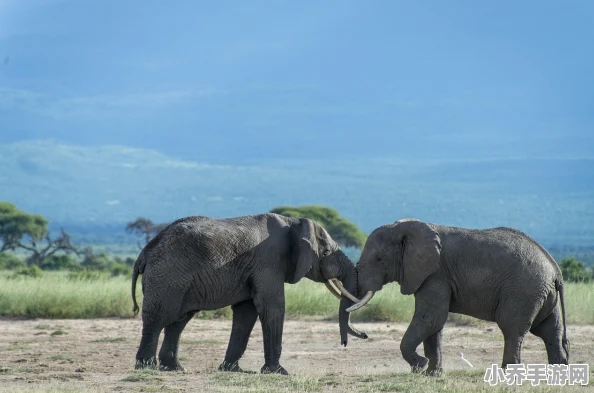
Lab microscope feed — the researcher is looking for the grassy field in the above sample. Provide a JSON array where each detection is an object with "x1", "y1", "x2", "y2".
[{"x1": 1, "y1": 272, "x2": 593, "y2": 324}]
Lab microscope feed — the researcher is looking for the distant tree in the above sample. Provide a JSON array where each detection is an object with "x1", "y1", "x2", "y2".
[
  {"x1": 0, "y1": 202, "x2": 78, "y2": 266},
  {"x1": 126, "y1": 217, "x2": 169, "y2": 247},
  {"x1": 559, "y1": 256, "x2": 593, "y2": 283},
  {"x1": 270, "y1": 205, "x2": 367, "y2": 249}
]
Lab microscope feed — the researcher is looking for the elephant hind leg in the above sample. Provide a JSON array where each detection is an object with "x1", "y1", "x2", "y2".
[
  {"x1": 530, "y1": 308, "x2": 567, "y2": 365},
  {"x1": 135, "y1": 311, "x2": 166, "y2": 369},
  {"x1": 158, "y1": 311, "x2": 196, "y2": 371}
]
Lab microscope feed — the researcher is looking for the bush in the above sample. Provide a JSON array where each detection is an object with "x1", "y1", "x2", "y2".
[
  {"x1": 560, "y1": 257, "x2": 593, "y2": 283},
  {"x1": 0, "y1": 252, "x2": 26, "y2": 270},
  {"x1": 11, "y1": 265, "x2": 42, "y2": 279},
  {"x1": 39, "y1": 254, "x2": 81, "y2": 271},
  {"x1": 111, "y1": 263, "x2": 132, "y2": 277}
]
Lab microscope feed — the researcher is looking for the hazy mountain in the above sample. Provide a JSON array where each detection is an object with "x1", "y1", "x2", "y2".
[{"x1": 1, "y1": 141, "x2": 593, "y2": 253}]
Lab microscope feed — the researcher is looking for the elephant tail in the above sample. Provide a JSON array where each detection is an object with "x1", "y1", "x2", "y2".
[
  {"x1": 557, "y1": 280, "x2": 570, "y2": 362},
  {"x1": 132, "y1": 251, "x2": 146, "y2": 317}
]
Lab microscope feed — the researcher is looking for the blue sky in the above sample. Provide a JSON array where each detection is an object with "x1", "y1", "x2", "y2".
[{"x1": 1, "y1": 0, "x2": 592, "y2": 163}]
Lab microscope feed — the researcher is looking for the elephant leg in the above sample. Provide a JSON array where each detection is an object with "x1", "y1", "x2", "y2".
[
  {"x1": 500, "y1": 331, "x2": 526, "y2": 368},
  {"x1": 135, "y1": 312, "x2": 164, "y2": 369},
  {"x1": 158, "y1": 311, "x2": 196, "y2": 371},
  {"x1": 219, "y1": 300, "x2": 258, "y2": 373},
  {"x1": 496, "y1": 296, "x2": 536, "y2": 368},
  {"x1": 253, "y1": 287, "x2": 287, "y2": 375},
  {"x1": 530, "y1": 308, "x2": 567, "y2": 365},
  {"x1": 400, "y1": 281, "x2": 450, "y2": 374},
  {"x1": 422, "y1": 329, "x2": 443, "y2": 376}
]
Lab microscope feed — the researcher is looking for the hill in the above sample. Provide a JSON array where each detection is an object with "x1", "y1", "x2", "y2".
[{"x1": 1, "y1": 140, "x2": 593, "y2": 261}]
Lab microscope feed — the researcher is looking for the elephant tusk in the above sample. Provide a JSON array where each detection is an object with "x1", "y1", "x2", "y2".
[
  {"x1": 346, "y1": 291, "x2": 375, "y2": 312},
  {"x1": 330, "y1": 278, "x2": 362, "y2": 304},
  {"x1": 324, "y1": 281, "x2": 343, "y2": 301}
]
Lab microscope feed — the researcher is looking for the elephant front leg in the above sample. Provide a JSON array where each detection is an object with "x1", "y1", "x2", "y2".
[
  {"x1": 401, "y1": 283, "x2": 450, "y2": 374},
  {"x1": 253, "y1": 289, "x2": 288, "y2": 375},
  {"x1": 219, "y1": 300, "x2": 258, "y2": 373},
  {"x1": 422, "y1": 329, "x2": 443, "y2": 376}
]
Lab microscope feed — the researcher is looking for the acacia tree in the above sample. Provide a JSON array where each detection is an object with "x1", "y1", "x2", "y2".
[
  {"x1": 0, "y1": 202, "x2": 78, "y2": 265},
  {"x1": 270, "y1": 205, "x2": 367, "y2": 249},
  {"x1": 126, "y1": 217, "x2": 169, "y2": 246}
]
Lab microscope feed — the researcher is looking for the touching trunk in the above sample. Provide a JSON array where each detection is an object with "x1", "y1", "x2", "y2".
[{"x1": 338, "y1": 267, "x2": 367, "y2": 346}]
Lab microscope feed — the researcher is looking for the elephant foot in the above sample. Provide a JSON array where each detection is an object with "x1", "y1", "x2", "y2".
[
  {"x1": 410, "y1": 356, "x2": 429, "y2": 374},
  {"x1": 218, "y1": 361, "x2": 255, "y2": 374},
  {"x1": 422, "y1": 367, "x2": 443, "y2": 377},
  {"x1": 261, "y1": 364, "x2": 289, "y2": 376},
  {"x1": 159, "y1": 360, "x2": 186, "y2": 372},
  {"x1": 135, "y1": 357, "x2": 158, "y2": 370}
]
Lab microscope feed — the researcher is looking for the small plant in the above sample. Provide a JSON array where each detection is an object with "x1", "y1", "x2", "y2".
[
  {"x1": 51, "y1": 330, "x2": 68, "y2": 336},
  {"x1": 10, "y1": 265, "x2": 42, "y2": 279}
]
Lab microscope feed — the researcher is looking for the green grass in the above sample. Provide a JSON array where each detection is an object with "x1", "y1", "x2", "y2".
[
  {"x1": 0, "y1": 271, "x2": 132, "y2": 318},
  {"x1": 0, "y1": 271, "x2": 593, "y2": 324}
]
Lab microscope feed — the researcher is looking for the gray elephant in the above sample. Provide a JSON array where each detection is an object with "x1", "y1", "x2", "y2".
[
  {"x1": 131, "y1": 213, "x2": 367, "y2": 375},
  {"x1": 346, "y1": 218, "x2": 569, "y2": 375}
]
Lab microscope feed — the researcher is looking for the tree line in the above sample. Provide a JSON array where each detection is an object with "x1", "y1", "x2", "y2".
[{"x1": 1, "y1": 201, "x2": 592, "y2": 283}]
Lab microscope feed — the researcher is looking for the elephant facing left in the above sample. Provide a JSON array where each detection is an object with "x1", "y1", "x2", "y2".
[{"x1": 131, "y1": 213, "x2": 367, "y2": 375}]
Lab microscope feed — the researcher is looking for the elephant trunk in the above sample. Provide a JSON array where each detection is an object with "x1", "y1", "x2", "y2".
[{"x1": 338, "y1": 267, "x2": 367, "y2": 346}]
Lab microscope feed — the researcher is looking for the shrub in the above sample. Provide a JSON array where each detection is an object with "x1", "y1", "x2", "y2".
[
  {"x1": 111, "y1": 263, "x2": 132, "y2": 277},
  {"x1": 560, "y1": 257, "x2": 593, "y2": 283},
  {"x1": 0, "y1": 252, "x2": 26, "y2": 270},
  {"x1": 80, "y1": 250, "x2": 115, "y2": 271},
  {"x1": 39, "y1": 254, "x2": 81, "y2": 271},
  {"x1": 11, "y1": 265, "x2": 42, "y2": 279}
]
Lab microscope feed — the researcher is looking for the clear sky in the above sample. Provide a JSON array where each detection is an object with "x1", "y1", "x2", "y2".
[{"x1": 1, "y1": 0, "x2": 592, "y2": 163}]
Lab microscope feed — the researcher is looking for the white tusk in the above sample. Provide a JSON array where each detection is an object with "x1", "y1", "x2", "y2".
[
  {"x1": 324, "y1": 281, "x2": 342, "y2": 301},
  {"x1": 345, "y1": 291, "x2": 374, "y2": 312},
  {"x1": 330, "y1": 278, "x2": 361, "y2": 304}
]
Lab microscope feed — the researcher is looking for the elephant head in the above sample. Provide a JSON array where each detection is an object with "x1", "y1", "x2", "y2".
[
  {"x1": 286, "y1": 217, "x2": 368, "y2": 345},
  {"x1": 347, "y1": 218, "x2": 442, "y2": 312}
]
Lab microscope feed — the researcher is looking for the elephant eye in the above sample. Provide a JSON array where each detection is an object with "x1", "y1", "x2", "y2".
[{"x1": 322, "y1": 249, "x2": 331, "y2": 257}]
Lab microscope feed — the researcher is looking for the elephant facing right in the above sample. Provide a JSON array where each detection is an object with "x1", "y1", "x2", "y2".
[{"x1": 346, "y1": 218, "x2": 570, "y2": 375}]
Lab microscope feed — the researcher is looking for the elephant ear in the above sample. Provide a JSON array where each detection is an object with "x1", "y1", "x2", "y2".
[
  {"x1": 286, "y1": 218, "x2": 318, "y2": 284},
  {"x1": 395, "y1": 219, "x2": 442, "y2": 295}
]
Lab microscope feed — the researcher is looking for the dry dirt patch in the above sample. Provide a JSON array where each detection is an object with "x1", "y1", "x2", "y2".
[{"x1": 0, "y1": 318, "x2": 592, "y2": 392}]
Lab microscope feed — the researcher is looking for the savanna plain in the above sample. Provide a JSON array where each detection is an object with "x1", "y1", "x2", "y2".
[{"x1": 1, "y1": 274, "x2": 593, "y2": 392}]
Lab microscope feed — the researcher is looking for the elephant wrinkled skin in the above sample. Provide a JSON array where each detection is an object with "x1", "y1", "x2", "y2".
[
  {"x1": 131, "y1": 213, "x2": 367, "y2": 374},
  {"x1": 349, "y1": 218, "x2": 569, "y2": 375}
]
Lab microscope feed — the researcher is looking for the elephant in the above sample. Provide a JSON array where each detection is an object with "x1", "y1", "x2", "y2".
[
  {"x1": 131, "y1": 213, "x2": 368, "y2": 375},
  {"x1": 345, "y1": 218, "x2": 569, "y2": 375}
]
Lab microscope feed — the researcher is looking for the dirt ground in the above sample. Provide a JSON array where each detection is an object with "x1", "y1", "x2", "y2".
[{"x1": 0, "y1": 318, "x2": 592, "y2": 392}]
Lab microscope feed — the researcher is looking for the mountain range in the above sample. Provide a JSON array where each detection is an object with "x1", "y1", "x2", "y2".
[{"x1": 1, "y1": 140, "x2": 593, "y2": 256}]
